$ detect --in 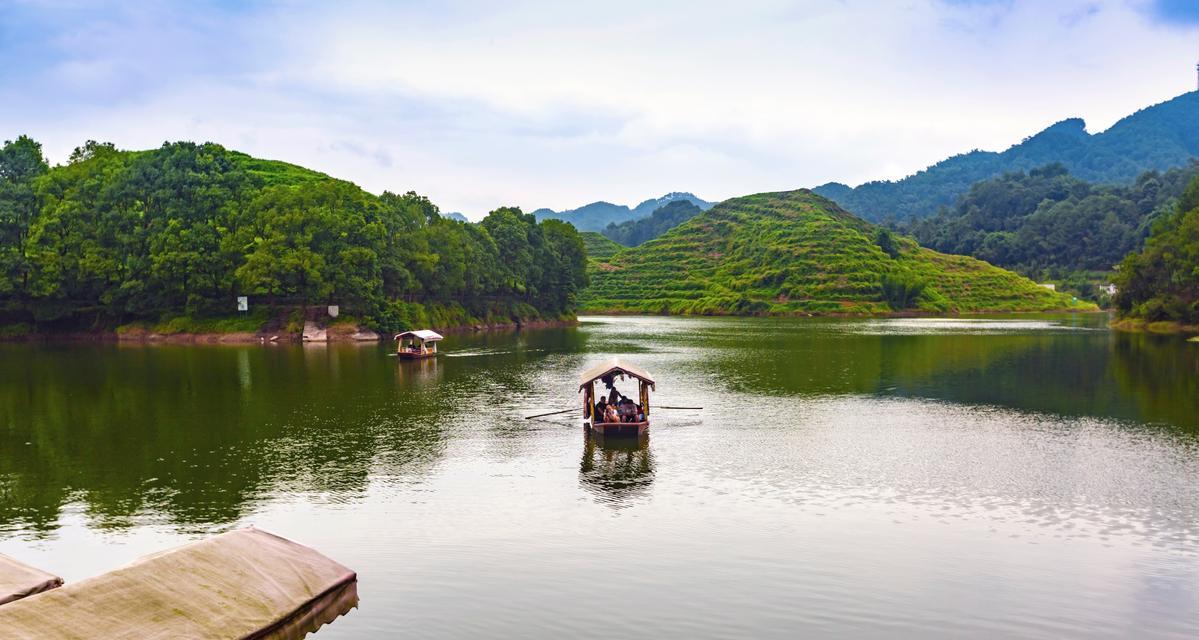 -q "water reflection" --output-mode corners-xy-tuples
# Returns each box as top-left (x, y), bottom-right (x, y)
(578, 431), (654, 509)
